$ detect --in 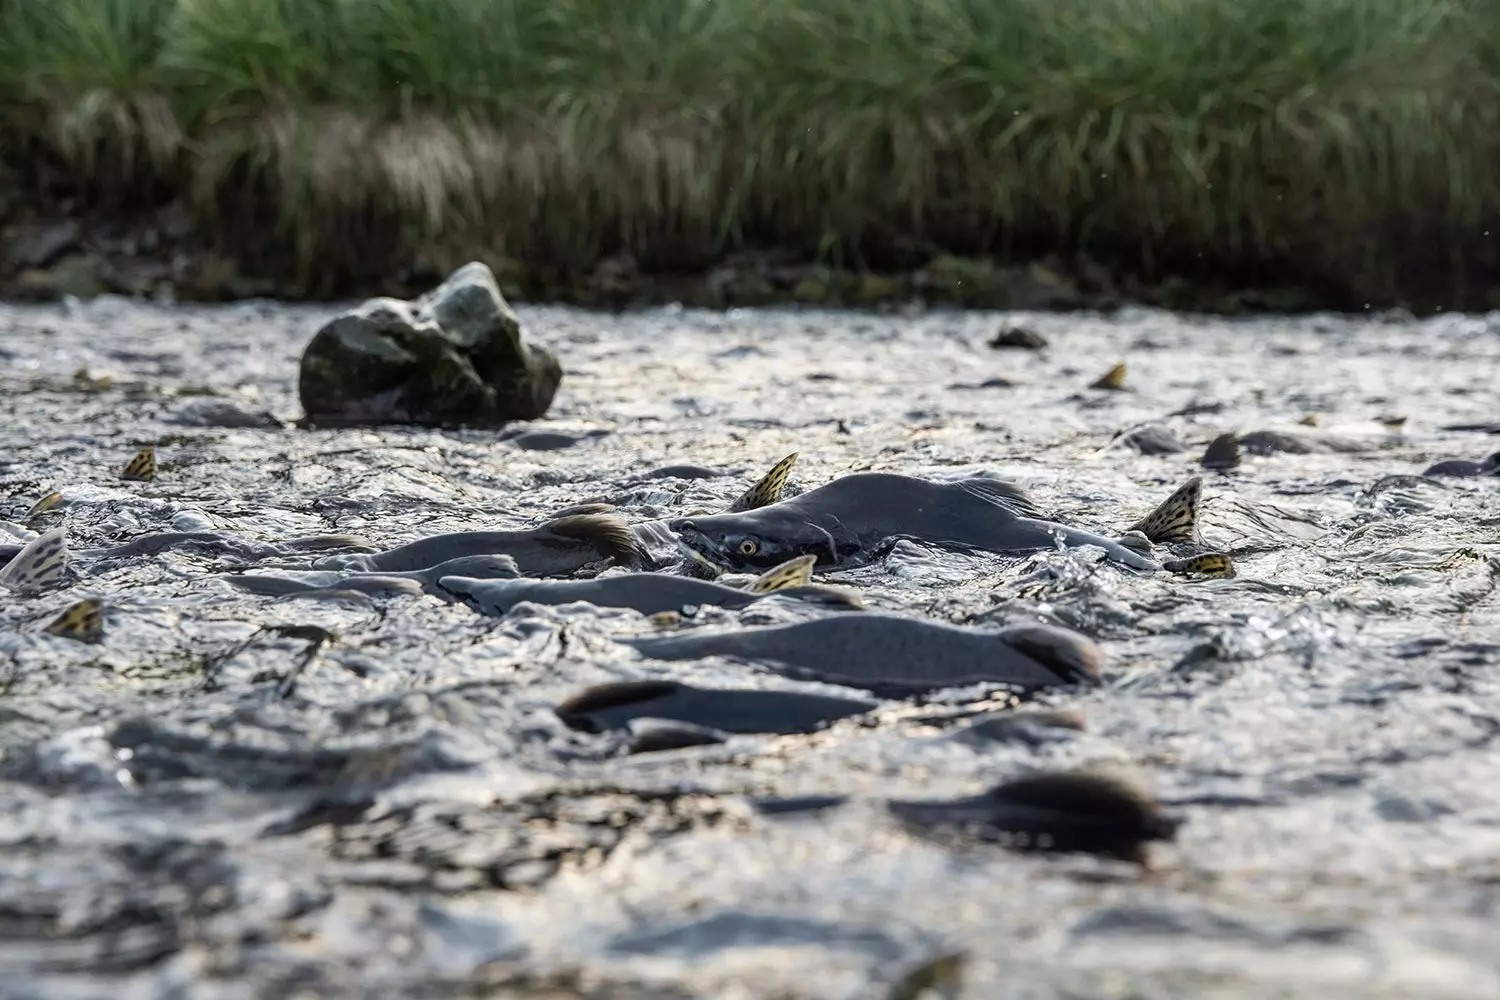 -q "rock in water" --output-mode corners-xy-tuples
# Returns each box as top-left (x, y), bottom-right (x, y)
(296, 262), (562, 428)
